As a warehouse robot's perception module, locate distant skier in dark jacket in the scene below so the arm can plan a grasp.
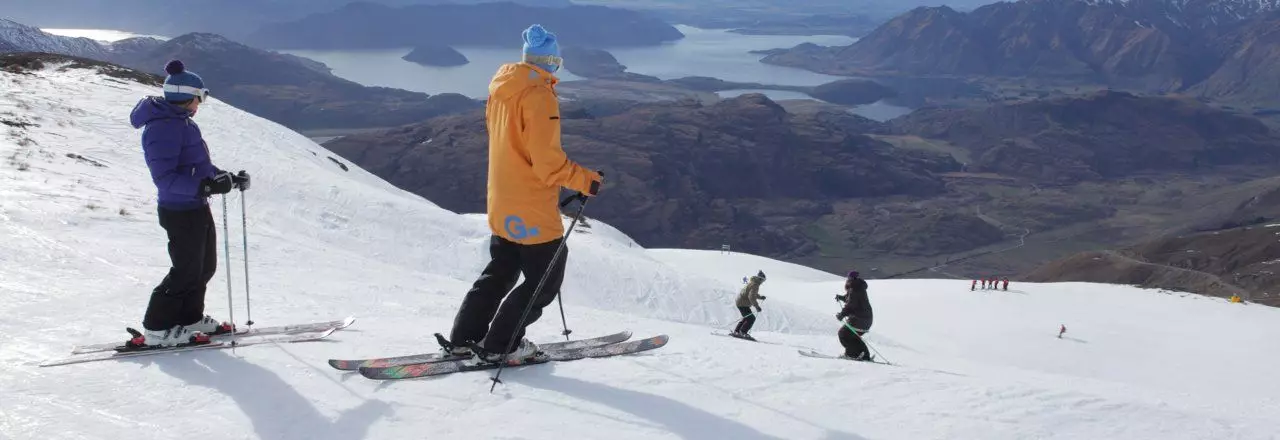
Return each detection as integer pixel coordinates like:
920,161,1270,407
834,270,874,360
731,271,766,340
129,60,249,348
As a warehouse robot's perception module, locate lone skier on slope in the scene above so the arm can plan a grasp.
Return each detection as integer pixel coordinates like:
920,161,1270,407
442,24,603,363
732,271,767,340
129,60,250,347
835,270,874,360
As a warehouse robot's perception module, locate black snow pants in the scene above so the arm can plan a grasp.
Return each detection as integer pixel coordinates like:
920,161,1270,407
838,323,869,359
449,235,567,354
143,205,217,331
733,307,756,334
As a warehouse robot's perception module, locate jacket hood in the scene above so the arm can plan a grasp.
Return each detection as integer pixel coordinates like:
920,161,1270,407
130,96,190,129
488,62,558,103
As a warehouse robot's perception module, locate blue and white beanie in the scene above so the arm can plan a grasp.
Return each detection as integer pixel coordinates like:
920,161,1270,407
162,60,208,102
521,24,562,73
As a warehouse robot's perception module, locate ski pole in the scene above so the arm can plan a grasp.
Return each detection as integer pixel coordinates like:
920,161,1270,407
239,181,253,328
489,193,590,392
553,194,580,341
221,194,236,345
842,321,890,365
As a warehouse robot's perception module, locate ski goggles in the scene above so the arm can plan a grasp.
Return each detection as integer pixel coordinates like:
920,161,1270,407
163,84,211,102
522,54,564,72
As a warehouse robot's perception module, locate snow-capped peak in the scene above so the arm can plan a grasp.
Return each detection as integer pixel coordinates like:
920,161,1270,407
0,18,109,59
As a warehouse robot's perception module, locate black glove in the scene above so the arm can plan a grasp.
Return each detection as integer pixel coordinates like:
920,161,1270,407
754,305,761,313
835,294,846,302
199,171,234,196
836,313,845,321
588,170,604,196
758,295,766,300
232,170,251,191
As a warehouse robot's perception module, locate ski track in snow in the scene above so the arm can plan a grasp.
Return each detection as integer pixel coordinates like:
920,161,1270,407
2,62,1279,440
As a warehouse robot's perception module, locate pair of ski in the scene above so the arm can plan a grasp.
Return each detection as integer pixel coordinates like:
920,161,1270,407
39,316,357,367
329,330,668,380
798,349,892,366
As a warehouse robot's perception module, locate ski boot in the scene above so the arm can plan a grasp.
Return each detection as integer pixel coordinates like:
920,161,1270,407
185,315,235,336
122,325,210,350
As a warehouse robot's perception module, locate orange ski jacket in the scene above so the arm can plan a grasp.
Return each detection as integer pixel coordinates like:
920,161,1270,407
485,62,601,245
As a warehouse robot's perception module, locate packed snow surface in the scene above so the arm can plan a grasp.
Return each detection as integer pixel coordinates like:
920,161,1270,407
2,61,1279,440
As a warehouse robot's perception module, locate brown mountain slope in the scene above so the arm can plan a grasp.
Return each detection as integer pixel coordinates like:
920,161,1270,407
327,90,1280,275
889,91,1280,184
327,95,958,258
1025,224,1280,306
1190,11,1280,105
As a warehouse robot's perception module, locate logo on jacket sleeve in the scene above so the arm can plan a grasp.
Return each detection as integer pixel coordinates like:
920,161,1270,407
504,215,540,240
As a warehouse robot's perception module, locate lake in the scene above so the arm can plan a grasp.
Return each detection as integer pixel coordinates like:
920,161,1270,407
44,26,913,121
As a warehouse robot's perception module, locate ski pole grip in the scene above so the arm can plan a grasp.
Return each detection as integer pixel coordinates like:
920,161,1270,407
559,193,587,208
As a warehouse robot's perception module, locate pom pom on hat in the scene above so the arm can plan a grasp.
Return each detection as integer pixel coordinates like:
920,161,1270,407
164,59,185,75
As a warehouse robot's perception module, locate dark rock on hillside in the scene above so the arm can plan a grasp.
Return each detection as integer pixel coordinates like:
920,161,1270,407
108,33,481,130
246,2,684,50
890,90,1280,183
402,45,469,67
327,94,958,257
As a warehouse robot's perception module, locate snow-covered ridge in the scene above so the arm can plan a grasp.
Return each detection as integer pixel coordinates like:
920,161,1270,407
0,19,166,60
1082,0,1280,21
0,18,108,59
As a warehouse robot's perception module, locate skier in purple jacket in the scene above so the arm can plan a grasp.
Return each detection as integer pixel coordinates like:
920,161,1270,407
127,60,250,347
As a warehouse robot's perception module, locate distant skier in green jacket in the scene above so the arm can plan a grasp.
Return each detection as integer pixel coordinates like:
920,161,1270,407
731,271,767,340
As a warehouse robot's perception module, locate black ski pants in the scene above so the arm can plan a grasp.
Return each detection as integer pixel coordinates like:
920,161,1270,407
449,235,567,353
733,307,755,334
838,323,869,359
143,205,217,331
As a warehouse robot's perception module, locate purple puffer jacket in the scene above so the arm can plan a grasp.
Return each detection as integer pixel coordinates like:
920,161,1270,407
129,97,219,210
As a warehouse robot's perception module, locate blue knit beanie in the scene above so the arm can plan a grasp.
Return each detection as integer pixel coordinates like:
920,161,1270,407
521,24,562,73
162,60,207,102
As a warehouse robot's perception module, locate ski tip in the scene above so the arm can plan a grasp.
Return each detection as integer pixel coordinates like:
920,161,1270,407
339,316,357,329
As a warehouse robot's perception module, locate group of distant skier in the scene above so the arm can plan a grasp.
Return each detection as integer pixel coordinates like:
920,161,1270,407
972,277,1010,291
729,269,877,361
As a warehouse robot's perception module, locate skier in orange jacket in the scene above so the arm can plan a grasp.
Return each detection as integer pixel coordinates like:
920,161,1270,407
443,24,603,364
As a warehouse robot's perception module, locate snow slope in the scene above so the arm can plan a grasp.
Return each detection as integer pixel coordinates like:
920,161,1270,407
2,59,1279,440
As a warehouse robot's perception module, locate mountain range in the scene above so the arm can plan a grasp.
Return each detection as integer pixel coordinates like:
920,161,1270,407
761,0,1280,107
